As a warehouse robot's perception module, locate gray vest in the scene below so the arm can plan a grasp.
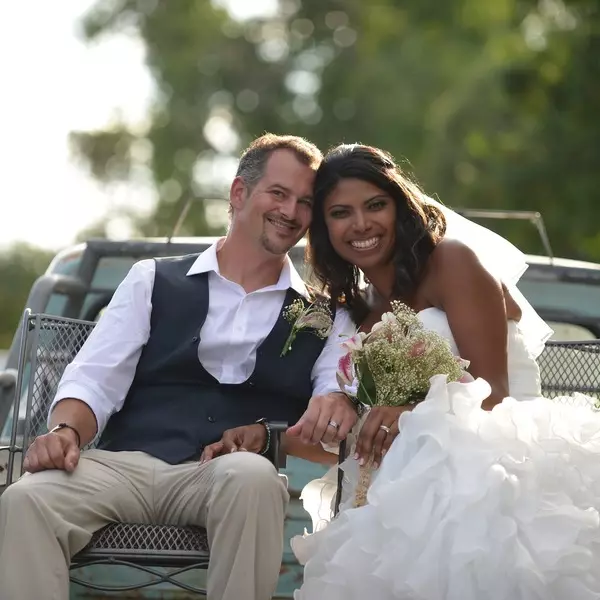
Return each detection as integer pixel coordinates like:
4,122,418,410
98,254,331,464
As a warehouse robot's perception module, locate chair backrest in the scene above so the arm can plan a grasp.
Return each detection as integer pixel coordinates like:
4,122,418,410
7,311,96,482
539,339,600,404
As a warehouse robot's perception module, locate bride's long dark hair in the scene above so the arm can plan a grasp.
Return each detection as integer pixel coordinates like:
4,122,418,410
307,144,446,324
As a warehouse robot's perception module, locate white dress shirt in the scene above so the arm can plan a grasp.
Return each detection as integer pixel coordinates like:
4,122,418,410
51,242,355,437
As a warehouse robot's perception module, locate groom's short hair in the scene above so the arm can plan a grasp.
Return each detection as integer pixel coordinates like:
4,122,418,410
235,133,322,192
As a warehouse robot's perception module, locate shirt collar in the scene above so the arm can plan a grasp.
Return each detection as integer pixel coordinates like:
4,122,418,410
186,240,309,299
186,240,221,276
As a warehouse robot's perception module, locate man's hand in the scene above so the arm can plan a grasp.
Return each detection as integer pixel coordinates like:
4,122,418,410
354,405,411,469
23,429,80,473
286,392,358,445
199,424,267,464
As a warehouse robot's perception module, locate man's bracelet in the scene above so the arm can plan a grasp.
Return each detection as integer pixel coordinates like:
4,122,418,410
49,422,82,448
255,418,271,455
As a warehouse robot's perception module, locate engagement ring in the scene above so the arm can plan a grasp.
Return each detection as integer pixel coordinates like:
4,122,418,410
379,424,391,434
328,420,340,429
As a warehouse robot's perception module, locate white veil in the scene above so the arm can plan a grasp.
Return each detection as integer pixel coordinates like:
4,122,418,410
424,196,553,358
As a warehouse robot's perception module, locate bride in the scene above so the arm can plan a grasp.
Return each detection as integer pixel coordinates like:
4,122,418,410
292,143,600,599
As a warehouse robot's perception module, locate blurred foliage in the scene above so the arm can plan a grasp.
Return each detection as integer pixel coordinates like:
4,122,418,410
69,0,600,259
0,244,54,348
2,0,600,350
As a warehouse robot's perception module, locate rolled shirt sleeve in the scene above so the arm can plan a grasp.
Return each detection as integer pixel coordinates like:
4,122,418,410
310,306,356,397
48,259,155,438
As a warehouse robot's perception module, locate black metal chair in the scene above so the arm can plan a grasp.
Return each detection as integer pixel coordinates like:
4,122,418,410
1,309,287,594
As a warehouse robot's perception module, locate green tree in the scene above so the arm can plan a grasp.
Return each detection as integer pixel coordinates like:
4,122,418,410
0,244,54,348
71,0,600,259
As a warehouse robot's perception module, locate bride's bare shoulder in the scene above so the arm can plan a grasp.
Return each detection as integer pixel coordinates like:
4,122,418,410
428,238,483,273
422,238,499,302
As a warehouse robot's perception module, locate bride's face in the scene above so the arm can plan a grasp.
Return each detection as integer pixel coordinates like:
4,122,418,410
323,178,396,271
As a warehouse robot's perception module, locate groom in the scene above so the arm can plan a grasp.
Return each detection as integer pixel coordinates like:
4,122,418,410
0,133,358,600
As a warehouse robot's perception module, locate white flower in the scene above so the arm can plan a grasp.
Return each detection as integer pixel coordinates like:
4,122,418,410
455,356,471,370
371,312,397,333
296,311,333,337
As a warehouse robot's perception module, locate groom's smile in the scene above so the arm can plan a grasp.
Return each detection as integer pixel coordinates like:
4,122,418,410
265,214,300,236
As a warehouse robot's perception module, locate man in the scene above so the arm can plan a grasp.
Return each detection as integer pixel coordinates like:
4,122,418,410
0,134,358,600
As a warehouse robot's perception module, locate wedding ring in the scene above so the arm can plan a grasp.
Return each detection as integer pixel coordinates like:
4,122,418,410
328,420,340,429
379,424,392,434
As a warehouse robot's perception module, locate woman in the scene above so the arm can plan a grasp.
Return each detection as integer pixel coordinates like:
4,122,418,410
293,144,600,599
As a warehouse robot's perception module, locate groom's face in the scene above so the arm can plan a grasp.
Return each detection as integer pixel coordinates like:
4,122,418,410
232,149,315,255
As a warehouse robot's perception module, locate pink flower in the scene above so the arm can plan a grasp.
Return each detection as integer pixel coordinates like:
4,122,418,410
337,352,354,390
341,333,364,353
459,372,475,383
409,340,428,358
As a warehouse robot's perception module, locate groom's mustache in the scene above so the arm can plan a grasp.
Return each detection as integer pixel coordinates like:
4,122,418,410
264,212,301,230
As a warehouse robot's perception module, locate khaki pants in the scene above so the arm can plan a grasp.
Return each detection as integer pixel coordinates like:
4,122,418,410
0,449,289,600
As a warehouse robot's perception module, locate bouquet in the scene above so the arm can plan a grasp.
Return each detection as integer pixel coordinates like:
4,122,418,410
337,301,471,507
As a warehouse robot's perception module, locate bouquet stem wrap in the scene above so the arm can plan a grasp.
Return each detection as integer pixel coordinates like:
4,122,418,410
353,458,374,508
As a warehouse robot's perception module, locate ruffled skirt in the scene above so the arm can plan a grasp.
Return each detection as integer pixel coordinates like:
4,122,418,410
292,375,600,600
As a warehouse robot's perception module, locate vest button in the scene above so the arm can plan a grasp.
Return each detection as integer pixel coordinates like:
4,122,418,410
192,336,199,343
207,416,215,423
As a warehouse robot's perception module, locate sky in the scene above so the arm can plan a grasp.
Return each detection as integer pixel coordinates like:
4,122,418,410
0,0,156,250
0,0,276,252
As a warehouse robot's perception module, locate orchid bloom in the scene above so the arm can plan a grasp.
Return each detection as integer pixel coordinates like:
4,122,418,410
336,352,354,391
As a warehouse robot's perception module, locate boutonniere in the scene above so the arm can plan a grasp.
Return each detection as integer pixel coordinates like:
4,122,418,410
281,297,334,357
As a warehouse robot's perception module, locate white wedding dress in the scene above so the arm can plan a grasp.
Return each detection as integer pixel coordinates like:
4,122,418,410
292,309,600,600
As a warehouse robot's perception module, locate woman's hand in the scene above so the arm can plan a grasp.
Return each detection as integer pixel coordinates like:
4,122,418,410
355,405,412,468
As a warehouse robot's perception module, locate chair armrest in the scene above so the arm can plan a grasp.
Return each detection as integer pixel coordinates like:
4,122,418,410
0,369,17,389
267,421,287,471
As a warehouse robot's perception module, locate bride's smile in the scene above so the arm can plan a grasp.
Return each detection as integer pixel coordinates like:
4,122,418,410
349,236,381,250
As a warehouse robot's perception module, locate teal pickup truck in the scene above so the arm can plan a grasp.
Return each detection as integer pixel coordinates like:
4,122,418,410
2,227,600,598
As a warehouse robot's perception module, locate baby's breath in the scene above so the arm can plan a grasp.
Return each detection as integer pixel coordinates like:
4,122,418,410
283,298,306,322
